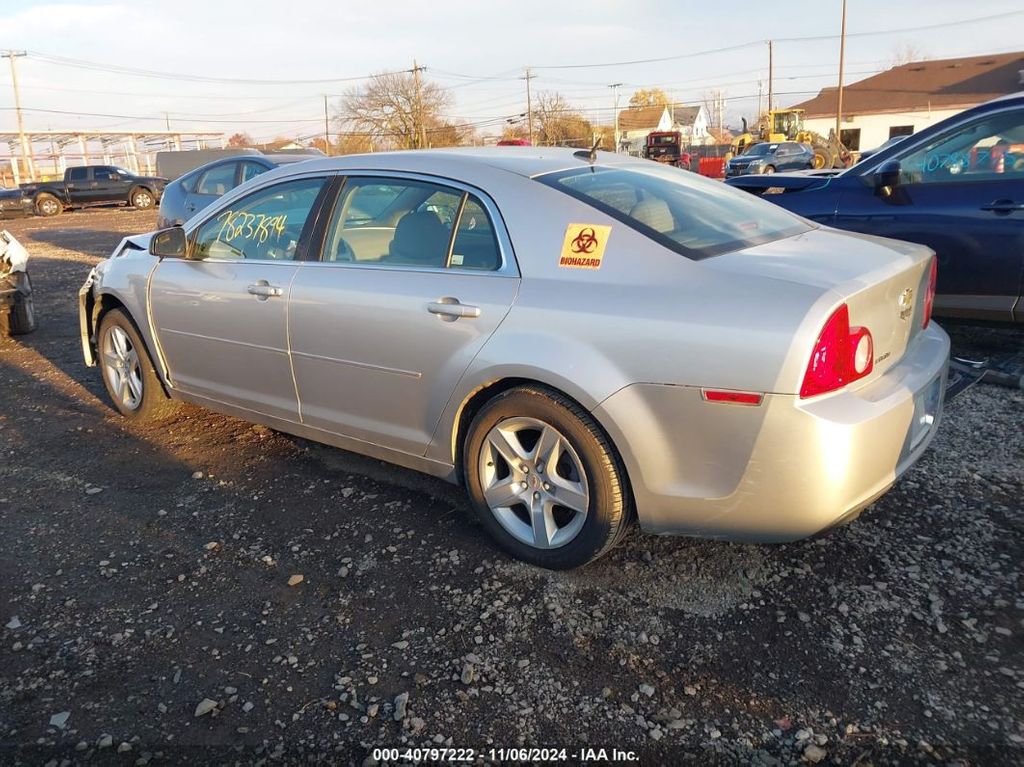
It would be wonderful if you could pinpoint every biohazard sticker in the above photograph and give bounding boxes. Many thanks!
[559,223,611,269]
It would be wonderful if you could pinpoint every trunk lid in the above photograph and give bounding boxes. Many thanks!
[705,226,935,386]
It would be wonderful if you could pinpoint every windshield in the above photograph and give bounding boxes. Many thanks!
[537,163,810,260]
[744,143,775,157]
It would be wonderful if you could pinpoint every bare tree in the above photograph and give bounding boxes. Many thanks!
[338,70,453,150]
[533,92,594,147]
[628,88,671,109]
[888,42,928,67]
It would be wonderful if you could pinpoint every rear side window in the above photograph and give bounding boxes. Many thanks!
[536,164,809,259]
[322,176,501,271]
[240,161,270,183]
[67,167,88,182]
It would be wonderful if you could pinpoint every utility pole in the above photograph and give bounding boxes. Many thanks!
[523,68,535,145]
[412,60,427,149]
[323,95,331,156]
[767,40,774,114]
[609,82,623,153]
[164,112,170,130]
[3,50,35,182]
[835,0,848,141]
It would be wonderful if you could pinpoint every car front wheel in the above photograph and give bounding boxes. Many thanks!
[97,309,176,421]
[463,386,631,569]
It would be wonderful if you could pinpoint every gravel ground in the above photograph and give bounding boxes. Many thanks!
[1,208,1022,765]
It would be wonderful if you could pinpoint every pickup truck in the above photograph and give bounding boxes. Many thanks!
[18,165,168,217]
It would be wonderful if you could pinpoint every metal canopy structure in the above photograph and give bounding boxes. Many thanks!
[0,130,225,186]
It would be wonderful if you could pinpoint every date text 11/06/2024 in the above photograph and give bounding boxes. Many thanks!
[371,747,639,762]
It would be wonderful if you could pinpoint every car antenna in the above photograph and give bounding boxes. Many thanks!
[573,137,603,168]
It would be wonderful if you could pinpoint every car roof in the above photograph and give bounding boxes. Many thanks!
[275,146,637,180]
[261,153,317,165]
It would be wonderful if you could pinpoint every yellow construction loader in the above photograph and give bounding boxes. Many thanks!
[730,108,851,169]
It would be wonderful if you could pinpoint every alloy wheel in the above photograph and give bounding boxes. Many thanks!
[478,416,590,549]
[102,325,143,410]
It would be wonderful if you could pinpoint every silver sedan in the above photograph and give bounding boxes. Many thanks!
[79,148,949,569]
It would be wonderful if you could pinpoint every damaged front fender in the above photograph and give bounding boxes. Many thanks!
[79,268,98,366]
[1,229,36,336]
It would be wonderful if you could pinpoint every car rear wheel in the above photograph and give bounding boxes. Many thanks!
[463,386,631,569]
[131,188,155,210]
[35,193,62,217]
[98,309,176,421]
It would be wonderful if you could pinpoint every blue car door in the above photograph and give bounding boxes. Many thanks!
[832,105,1024,321]
[780,143,801,171]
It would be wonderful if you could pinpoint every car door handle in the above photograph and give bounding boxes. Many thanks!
[427,298,480,320]
[247,281,284,299]
[980,199,1024,213]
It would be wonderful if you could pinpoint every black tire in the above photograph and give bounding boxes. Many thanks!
[0,271,36,336]
[130,187,155,210]
[35,193,62,217]
[96,308,177,421]
[463,386,632,569]
[812,146,834,169]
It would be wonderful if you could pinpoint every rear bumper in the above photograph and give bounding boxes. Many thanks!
[594,323,950,541]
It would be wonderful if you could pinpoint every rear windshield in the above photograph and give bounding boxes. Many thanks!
[537,163,810,259]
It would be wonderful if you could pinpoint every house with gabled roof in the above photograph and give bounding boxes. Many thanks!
[616,103,712,155]
[792,51,1024,152]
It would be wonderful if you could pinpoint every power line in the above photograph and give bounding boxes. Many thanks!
[0,106,325,124]
[26,51,417,86]
[532,9,1024,69]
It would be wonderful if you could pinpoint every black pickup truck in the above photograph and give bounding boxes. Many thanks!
[13,165,168,217]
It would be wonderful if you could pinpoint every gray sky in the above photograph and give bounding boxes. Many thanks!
[1,0,1022,142]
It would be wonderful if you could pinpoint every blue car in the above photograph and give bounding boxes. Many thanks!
[727,94,1024,323]
[725,141,816,177]
[156,153,316,229]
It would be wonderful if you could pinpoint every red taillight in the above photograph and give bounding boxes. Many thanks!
[922,257,937,328]
[799,304,874,398]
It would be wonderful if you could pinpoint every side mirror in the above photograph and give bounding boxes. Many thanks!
[149,226,187,259]
[873,159,901,192]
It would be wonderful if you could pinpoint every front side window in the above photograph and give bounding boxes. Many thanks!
[192,177,325,261]
[537,163,810,260]
[196,163,238,196]
[896,108,1024,185]
[323,176,501,270]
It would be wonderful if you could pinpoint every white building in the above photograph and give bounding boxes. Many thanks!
[792,51,1024,153]
[616,104,712,155]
